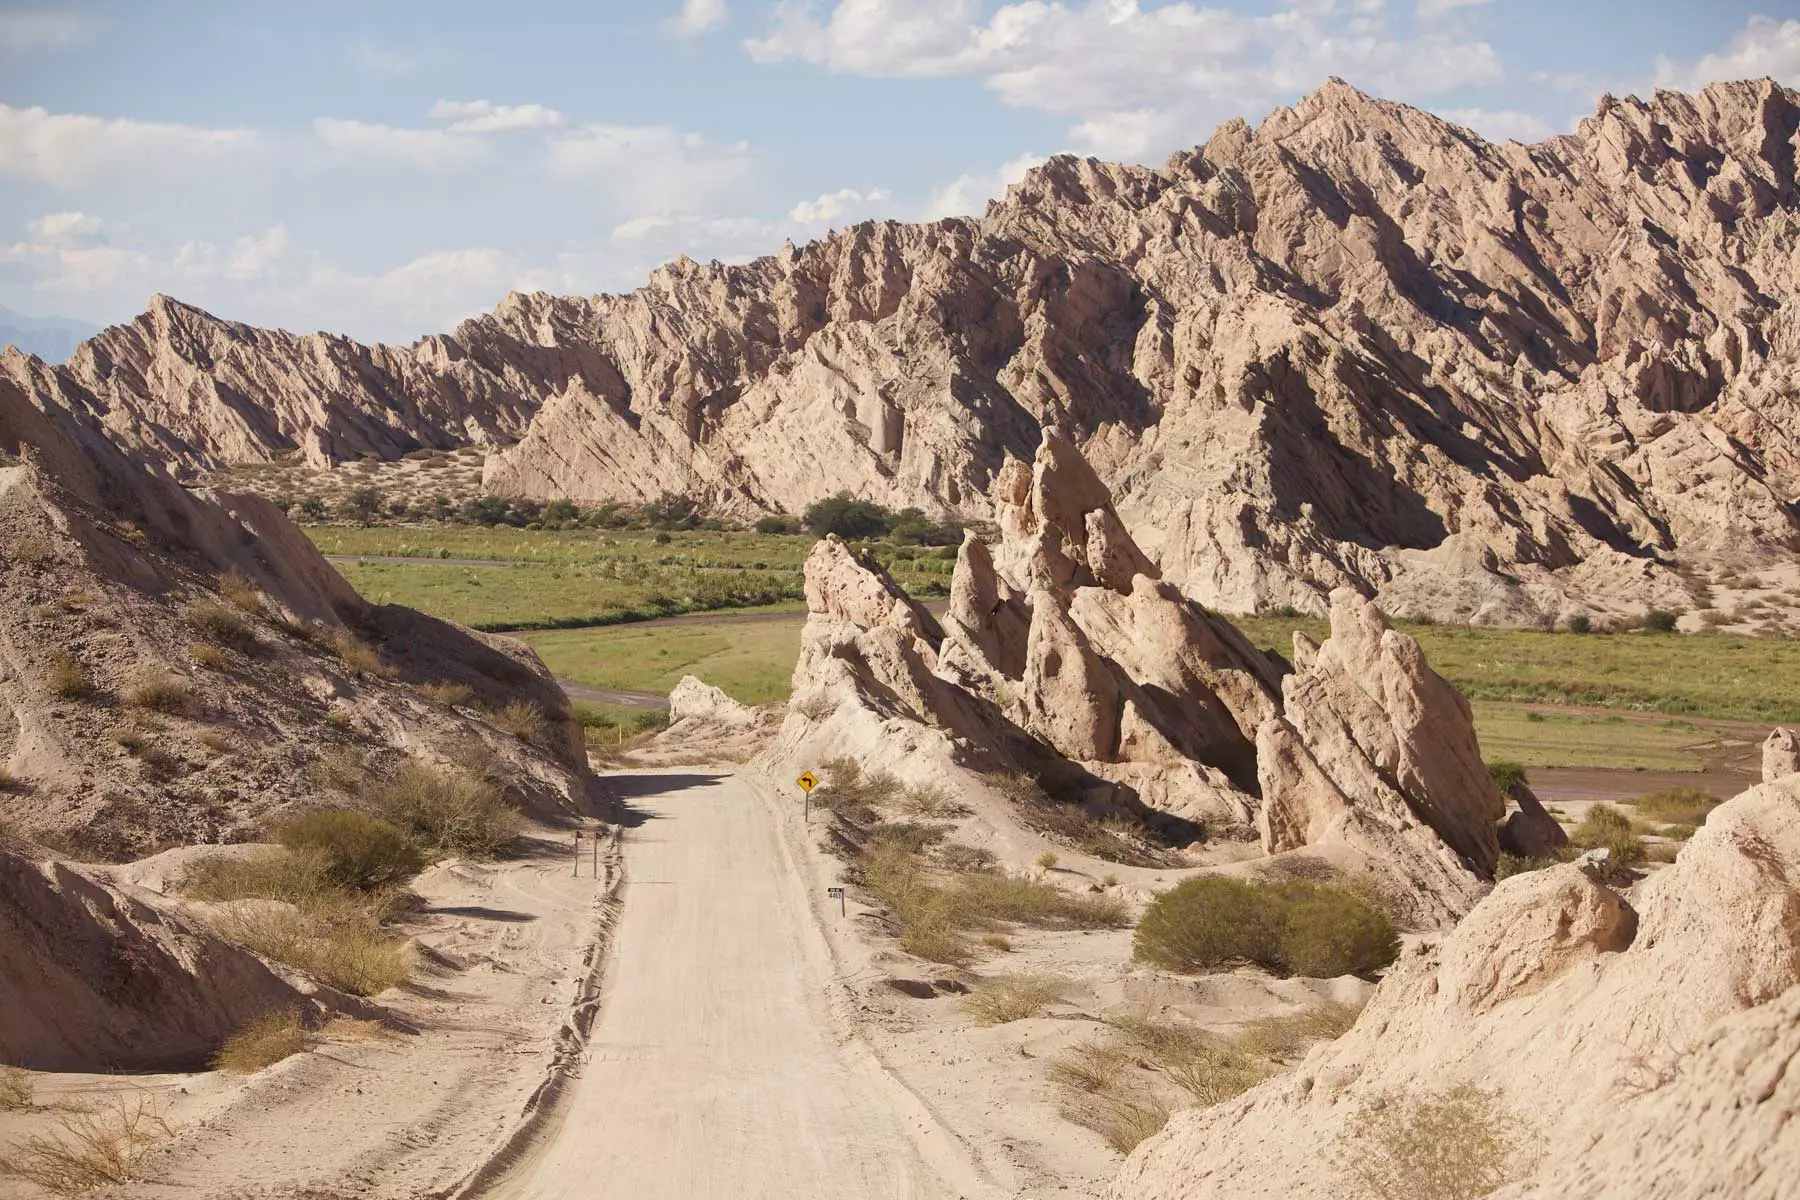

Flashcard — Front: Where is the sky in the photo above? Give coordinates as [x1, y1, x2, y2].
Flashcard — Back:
[2, 0, 1797, 344]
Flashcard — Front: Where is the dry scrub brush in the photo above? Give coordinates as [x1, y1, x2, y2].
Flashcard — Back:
[123, 667, 195, 715]
[214, 1011, 311, 1074]
[277, 810, 423, 890]
[483, 700, 548, 746]
[1571, 805, 1645, 866]
[0, 1067, 31, 1111]
[1337, 1084, 1537, 1200]
[0, 1091, 174, 1195]
[364, 761, 520, 858]
[1133, 876, 1398, 979]
[960, 974, 1068, 1025]
[184, 599, 260, 655]
[44, 655, 94, 700]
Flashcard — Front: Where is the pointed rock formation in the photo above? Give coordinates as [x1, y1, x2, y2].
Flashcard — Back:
[1763, 727, 1800, 782]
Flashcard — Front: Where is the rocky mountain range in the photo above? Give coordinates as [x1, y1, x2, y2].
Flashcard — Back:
[5, 77, 1800, 626]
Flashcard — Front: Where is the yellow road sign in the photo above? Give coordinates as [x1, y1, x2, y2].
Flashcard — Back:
[796, 771, 819, 793]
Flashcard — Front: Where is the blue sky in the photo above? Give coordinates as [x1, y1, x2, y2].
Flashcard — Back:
[1, 0, 1796, 343]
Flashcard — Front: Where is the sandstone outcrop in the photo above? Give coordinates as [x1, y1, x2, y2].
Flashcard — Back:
[667, 675, 758, 729]
[9, 80, 1800, 626]
[1110, 775, 1800, 1199]
[1763, 726, 1800, 782]
[767, 427, 1501, 923]
[0, 846, 344, 1071]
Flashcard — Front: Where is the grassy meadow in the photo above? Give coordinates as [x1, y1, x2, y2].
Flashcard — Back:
[522, 618, 803, 705]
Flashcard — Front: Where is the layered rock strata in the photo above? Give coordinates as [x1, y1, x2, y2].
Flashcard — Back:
[10, 80, 1800, 625]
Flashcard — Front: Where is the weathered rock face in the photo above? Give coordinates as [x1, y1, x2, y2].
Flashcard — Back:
[10, 79, 1800, 626]
[1259, 588, 1506, 876]
[0, 375, 595, 858]
[1498, 781, 1571, 859]
[0, 847, 317, 1071]
[1764, 727, 1800, 782]
[771, 426, 1498, 922]
[666, 674, 758, 728]
[1111, 775, 1800, 1199]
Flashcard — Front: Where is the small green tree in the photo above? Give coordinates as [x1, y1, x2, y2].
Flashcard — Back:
[804, 493, 891, 539]
[1644, 609, 1679, 633]
[341, 486, 382, 526]
[296, 497, 327, 522]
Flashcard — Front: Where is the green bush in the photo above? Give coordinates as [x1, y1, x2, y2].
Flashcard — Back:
[1571, 804, 1644, 865]
[185, 600, 260, 653]
[1567, 614, 1591, 634]
[1644, 609, 1679, 633]
[366, 762, 520, 858]
[1485, 761, 1528, 794]
[803, 493, 891, 539]
[1133, 876, 1398, 978]
[1629, 786, 1717, 827]
[278, 810, 424, 890]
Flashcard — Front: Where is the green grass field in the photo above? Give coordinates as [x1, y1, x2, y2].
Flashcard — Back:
[312, 524, 955, 630]
[522, 618, 803, 705]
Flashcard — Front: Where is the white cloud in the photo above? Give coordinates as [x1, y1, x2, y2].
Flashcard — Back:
[428, 99, 565, 135]
[0, 12, 100, 53]
[788, 187, 890, 223]
[548, 124, 752, 211]
[1438, 106, 1557, 143]
[746, 1, 1504, 161]
[1416, 0, 1490, 19]
[27, 212, 105, 247]
[346, 39, 418, 78]
[667, 0, 731, 37]
[924, 152, 1044, 220]
[0, 104, 257, 187]
[1653, 16, 1800, 93]
[312, 117, 489, 169]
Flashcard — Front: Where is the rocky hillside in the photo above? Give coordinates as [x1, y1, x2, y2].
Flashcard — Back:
[7, 78, 1800, 625]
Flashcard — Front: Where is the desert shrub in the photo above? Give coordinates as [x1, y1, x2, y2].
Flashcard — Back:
[947, 871, 1129, 929]
[189, 642, 227, 669]
[1133, 876, 1398, 978]
[791, 691, 837, 721]
[1644, 609, 1680, 633]
[216, 571, 264, 615]
[1049, 1038, 1132, 1094]
[198, 730, 232, 754]
[366, 762, 520, 857]
[1485, 761, 1528, 794]
[815, 757, 901, 808]
[1567, 614, 1591, 633]
[1629, 786, 1718, 827]
[1659, 822, 1700, 841]
[753, 514, 802, 534]
[124, 667, 194, 715]
[181, 848, 338, 907]
[1035, 850, 1060, 870]
[0, 1092, 173, 1194]
[1572, 805, 1644, 865]
[935, 842, 996, 873]
[324, 629, 390, 678]
[1339, 1084, 1534, 1200]
[1062, 1094, 1172, 1155]
[900, 782, 968, 817]
[960, 973, 1067, 1025]
[9, 535, 52, 566]
[211, 902, 410, 996]
[980, 932, 1012, 952]
[0, 770, 16, 794]
[45, 655, 93, 700]
[803, 493, 891, 539]
[0, 1067, 31, 1111]
[415, 680, 474, 707]
[484, 700, 548, 746]
[866, 821, 948, 856]
[185, 600, 259, 653]
[214, 1011, 310, 1073]
[278, 810, 423, 891]
[1237, 1001, 1361, 1061]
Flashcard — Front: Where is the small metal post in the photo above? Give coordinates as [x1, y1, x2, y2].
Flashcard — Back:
[592, 828, 599, 878]
[572, 830, 580, 877]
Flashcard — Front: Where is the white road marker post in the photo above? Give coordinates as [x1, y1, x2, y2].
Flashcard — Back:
[828, 886, 845, 918]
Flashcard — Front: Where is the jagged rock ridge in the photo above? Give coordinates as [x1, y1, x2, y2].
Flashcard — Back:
[8, 78, 1800, 624]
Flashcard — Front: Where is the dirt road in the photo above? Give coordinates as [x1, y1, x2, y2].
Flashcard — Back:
[483, 770, 952, 1200]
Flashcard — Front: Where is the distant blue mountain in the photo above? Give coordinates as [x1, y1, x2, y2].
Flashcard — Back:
[0, 305, 103, 364]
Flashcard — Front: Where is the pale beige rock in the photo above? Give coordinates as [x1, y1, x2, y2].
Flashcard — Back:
[1763, 726, 1800, 782]
[12, 81, 1800, 627]
[1111, 776, 1800, 1200]
[667, 675, 757, 728]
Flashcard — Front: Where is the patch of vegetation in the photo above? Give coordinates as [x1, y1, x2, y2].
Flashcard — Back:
[1338, 1084, 1536, 1200]
[363, 761, 521, 858]
[123, 667, 194, 715]
[484, 699, 548, 746]
[324, 629, 391, 678]
[0, 1092, 174, 1195]
[210, 901, 409, 997]
[1627, 786, 1720, 828]
[1133, 876, 1399, 978]
[214, 1011, 311, 1074]
[1495, 848, 1580, 879]
[414, 680, 474, 707]
[0, 1067, 31, 1111]
[983, 771, 1182, 867]
[189, 642, 227, 669]
[216, 571, 265, 615]
[184, 600, 259, 654]
[814, 757, 902, 810]
[45, 655, 94, 700]
[1485, 760, 1527, 793]
[277, 810, 424, 890]
[1570, 805, 1645, 865]
[960, 973, 1068, 1025]
[1644, 609, 1680, 633]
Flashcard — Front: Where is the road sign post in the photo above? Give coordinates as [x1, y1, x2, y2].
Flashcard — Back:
[827, 885, 845, 918]
[796, 770, 819, 823]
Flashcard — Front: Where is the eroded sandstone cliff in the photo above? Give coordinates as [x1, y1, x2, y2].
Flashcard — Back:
[9, 78, 1800, 625]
